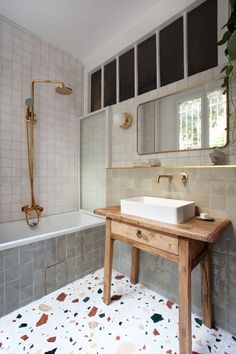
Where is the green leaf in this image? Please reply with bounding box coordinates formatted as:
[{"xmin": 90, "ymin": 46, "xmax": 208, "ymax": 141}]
[
  {"xmin": 218, "ymin": 31, "xmax": 231, "ymax": 45},
  {"xmin": 220, "ymin": 65, "xmax": 228, "ymax": 73},
  {"xmin": 226, "ymin": 64, "xmax": 234, "ymax": 76},
  {"xmin": 221, "ymin": 23, "xmax": 228, "ymax": 30},
  {"xmin": 221, "ymin": 77, "xmax": 229, "ymax": 89},
  {"xmin": 230, "ymin": 0, "xmax": 236, "ymax": 9},
  {"xmin": 228, "ymin": 30, "xmax": 236, "ymax": 60}
]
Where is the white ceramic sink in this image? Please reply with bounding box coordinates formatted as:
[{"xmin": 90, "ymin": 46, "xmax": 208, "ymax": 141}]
[{"xmin": 120, "ymin": 196, "xmax": 195, "ymax": 224}]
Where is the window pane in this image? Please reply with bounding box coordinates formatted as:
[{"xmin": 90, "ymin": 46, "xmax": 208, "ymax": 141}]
[
  {"xmin": 104, "ymin": 59, "xmax": 116, "ymax": 107},
  {"xmin": 160, "ymin": 17, "xmax": 184, "ymax": 86},
  {"xmin": 91, "ymin": 69, "xmax": 101, "ymax": 112},
  {"xmin": 138, "ymin": 34, "xmax": 157, "ymax": 95},
  {"xmin": 178, "ymin": 98, "xmax": 202, "ymax": 149},
  {"xmin": 119, "ymin": 48, "xmax": 135, "ymax": 102},
  {"xmin": 208, "ymin": 90, "xmax": 227, "ymax": 147},
  {"xmin": 188, "ymin": 0, "xmax": 218, "ymax": 76}
]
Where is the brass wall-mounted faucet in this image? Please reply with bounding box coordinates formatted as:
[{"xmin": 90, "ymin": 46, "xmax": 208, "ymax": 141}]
[
  {"xmin": 156, "ymin": 174, "xmax": 173, "ymax": 183},
  {"xmin": 180, "ymin": 172, "xmax": 188, "ymax": 184}
]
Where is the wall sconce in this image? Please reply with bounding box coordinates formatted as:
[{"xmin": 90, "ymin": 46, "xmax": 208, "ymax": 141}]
[{"xmin": 113, "ymin": 112, "xmax": 132, "ymax": 129}]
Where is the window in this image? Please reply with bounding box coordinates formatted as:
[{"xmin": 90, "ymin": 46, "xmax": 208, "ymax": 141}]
[
  {"xmin": 188, "ymin": 0, "xmax": 218, "ymax": 76},
  {"xmin": 89, "ymin": 0, "xmax": 220, "ymax": 112},
  {"xmin": 91, "ymin": 69, "xmax": 101, "ymax": 112},
  {"xmin": 178, "ymin": 98, "xmax": 202, "ymax": 150},
  {"xmin": 138, "ymin": 35, "xmax": 157, "ymax": 95},
  {"xmin": 208, "ymin": 90, "xmax": 227, "ymax": 147},
  {"xmin": 178, "ymin": 90, "xmax": 227, "ymax": 150},
  {"xmin": 119, "ymin": 48, "xmax": 135, "ymax": 102},
  {"xmin": 160, "ymin": 17, "xmax": 184, "ymax": 86},
  {"xmin": 104, "ymin": 59, "xmax": 116, "ymax": 107}
]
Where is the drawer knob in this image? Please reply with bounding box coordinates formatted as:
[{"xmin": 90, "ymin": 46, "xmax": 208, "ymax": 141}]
[{"xmin": 136, "ymin": 230, "xmax": 142, "ymax": 238}]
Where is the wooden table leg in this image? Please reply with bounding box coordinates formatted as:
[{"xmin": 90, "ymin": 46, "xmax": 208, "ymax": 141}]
[
  {"xmin": 130, "ymin": 247, "xmax": 139, "ymax": 284},
  {"xmin": 178, "ymin": 238, "xmax": 192, "ymax": 354},
  {"xmin": 201, "ymin": 249, "xmax": 213, "ymax": 328},
  {"xmin": 103, "ymin": 219, "xmax": 114, "ymax": 305}
]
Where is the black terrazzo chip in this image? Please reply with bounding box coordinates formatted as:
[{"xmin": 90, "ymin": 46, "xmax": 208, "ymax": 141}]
[
  {"xmin": 151, "ymin": 313, "xmax": 164, "ymax": 323},
  {"xmin": 195, "ymin": 318, "xmax": 203, "ymax": 326}
]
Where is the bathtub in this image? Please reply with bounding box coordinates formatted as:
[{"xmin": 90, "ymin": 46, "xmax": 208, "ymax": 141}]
[{"xmin": 0, "ymin": 211, "xmax": 105, "ymax": 251}]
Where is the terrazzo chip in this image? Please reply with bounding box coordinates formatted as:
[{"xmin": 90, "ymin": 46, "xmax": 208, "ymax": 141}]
[{"xmin": 0, "ymin": 268, "xmax": 235, "ymax": 353}]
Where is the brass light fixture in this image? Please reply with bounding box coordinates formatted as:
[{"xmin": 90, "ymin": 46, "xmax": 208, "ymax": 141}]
[
  {"xmin": 113, "ymin": 112, "xmax": 132, "ymax": 129},
  {"xmin": 22, "ymin": 80, "xmax": 73, "ymax": 227}
]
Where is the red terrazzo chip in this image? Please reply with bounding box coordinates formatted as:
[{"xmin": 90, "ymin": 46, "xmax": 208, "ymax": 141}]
[
  {"xmin": 47, "ymin": 337, "xmax": 56, "ymax": 343},
  {"xmin": 36, "ymin": 314, "xmax": 48, "ymax": 327},
  {"xmin": 20, "ymin": 335, "xmax": 29, "ymax": 341},
  {"xmin": 56, "ymin": 292, "xmax": 67, "ymax": 301},
  {"xmin": 88, "ymin": 306, "xmax": 98, "ymax": 317},
  {"xmin": 116, "ymin": 336, "xmax": 120, "ymax": 340},
  {"xmin": 72, "ymin": 299, "xmax": 79, "ymax": 303},
  {"xmin": 111, "ymin": 295, "xmax": 122, "ymax": 301},
  {"xmin": 166, "ymin": 300, "xmax": 174, "ymax": 309},
  {"xmin": 115, "ymin": 275, "xmax": 125, "ymax": 280},
  {"xmin": 153, "ymin": 329, "xmax": 160, "ymax": 336}
]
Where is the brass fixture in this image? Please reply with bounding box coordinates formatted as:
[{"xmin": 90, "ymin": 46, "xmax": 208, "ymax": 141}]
[
  {"xmin": 156, "ymin": 174, "xmax": 173, "ymax": 183},
  {"xmin": 180, "ymin": 172, "xmax": 188, "ymax": 184},
  {"xmin": 113, "ymin": 112, "xmax": 132, "ymax": 129},
  {"xmin": 22, "ymin": 79, "xmax": 73, "ymax": 227}
]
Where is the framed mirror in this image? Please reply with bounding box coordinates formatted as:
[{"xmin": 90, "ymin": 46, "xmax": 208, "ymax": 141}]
[{"xmin": 137, "ymin": 79, "xmax": 229, "ymax": 155}]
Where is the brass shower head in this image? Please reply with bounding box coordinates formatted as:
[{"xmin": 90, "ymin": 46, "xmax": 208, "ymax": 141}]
[{"xmin": 55, "ymin": 84, "xmax": 73, "ymax": 95}]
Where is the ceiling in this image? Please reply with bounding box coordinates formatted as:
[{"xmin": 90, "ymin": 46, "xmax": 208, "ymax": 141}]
[{"xmin": 0, "ymin": 0, "xmax": 160, "ymax": 62}]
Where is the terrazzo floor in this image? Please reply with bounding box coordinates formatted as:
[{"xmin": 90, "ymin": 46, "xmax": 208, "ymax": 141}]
[{"xmin": 0, "ymin": 268, "xmax": 235, "ymax": 354}]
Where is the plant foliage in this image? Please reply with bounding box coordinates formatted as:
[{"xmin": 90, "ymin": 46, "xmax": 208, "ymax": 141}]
[{"xmin": 218, "ymin": 0, "xmax": 236, "ymax": 94}]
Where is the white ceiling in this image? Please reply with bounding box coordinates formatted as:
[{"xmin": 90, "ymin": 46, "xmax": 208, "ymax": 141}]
[{"xmin": 0, "ymin": 0, "xmax": 160, "ymax": 62}]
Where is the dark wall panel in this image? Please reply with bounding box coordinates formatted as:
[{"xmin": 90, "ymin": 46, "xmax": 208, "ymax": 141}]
[
  {"xmin": 90, "ymin": 69, "xmax": 101, "ymax": 112},
  {"xmin": 138, "ymin": 35, "xmax": 157, "ymax": 95},
  {"xmin": 104, "ymin": 59, "xmax": 116, "ymax": 107},
  {"xmin": 188, "ymin": 0, "xmax": 218, "ymax": 76},
  {"xmin": 160, "ymin": 17, "xmax": 184, "ymax": 86},
  {"xmin": 119, "ymin": 48, "xmax": 135, "ymax": 102}
]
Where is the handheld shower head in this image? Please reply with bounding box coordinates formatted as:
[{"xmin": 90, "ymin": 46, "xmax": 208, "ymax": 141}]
[
  {"xmin": 25, "ymin": 98, "xmax": 34, "ymax": 108},
  {"xmin": 55, "ymin": 84, "xmax": 73, "ymax": 95}
]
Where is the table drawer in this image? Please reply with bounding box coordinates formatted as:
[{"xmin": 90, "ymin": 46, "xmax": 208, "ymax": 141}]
[{"xmin": 111, "ymin": 221, "xmax": 178, "ymax": 255}]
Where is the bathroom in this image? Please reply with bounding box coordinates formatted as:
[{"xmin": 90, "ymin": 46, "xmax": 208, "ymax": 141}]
[{"xmin": 0, "ymin": 0, "xmax": 236, "ymax": 353}]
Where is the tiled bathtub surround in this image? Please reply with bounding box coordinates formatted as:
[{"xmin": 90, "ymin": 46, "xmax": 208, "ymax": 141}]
[
  {"xmin": 0, "ymin": 15, "xmax": 84, "ymax": 223},
  {"xmin": 107, "ymin": 166, "xmax": 236, "ymax": 335},
  {"xmin": 0, "ymin": 225, "xmax": 105, "ymax": 317}
]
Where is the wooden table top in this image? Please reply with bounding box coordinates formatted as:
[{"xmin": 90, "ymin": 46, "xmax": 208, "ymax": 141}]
[{"xmin": 94, "ymin": 206, "xmax": 231, "ymax": 243}]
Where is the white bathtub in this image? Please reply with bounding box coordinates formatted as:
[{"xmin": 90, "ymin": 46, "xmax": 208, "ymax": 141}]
[{"xmin": 0, "ymin": 211, "xmax": 105, "ymax": 251}]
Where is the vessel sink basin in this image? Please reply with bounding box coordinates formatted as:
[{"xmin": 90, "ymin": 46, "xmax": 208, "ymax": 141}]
[{"xmin": 120, "ymin": 196, "xmax": 195, "ymax": 224}]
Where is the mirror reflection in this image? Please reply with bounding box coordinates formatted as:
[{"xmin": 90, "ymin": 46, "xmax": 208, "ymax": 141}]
[{"xmin": 137, "ymin": 80, "xmax": 228, "ymax": 155}]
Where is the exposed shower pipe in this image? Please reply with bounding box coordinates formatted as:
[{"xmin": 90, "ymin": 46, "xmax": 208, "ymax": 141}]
[{"xmin": 22, "ymin": 80, "xmax": 73, "ymax": 227}]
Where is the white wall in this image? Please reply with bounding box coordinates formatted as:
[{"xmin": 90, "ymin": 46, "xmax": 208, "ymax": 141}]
[{"xmin": 0, "ymin": 15, "xmax": 84, "ymax": 222}]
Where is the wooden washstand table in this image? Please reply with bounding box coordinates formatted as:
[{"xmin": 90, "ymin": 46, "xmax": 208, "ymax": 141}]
[{"xmin": 94, "ymin": 206, "xmax": 231, "ymax": 354}]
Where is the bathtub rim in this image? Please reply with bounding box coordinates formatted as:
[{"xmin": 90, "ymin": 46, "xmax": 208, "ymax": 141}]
[{"xmin": 0, "ymin": 210, "xmax": 105, "ymax": 252}]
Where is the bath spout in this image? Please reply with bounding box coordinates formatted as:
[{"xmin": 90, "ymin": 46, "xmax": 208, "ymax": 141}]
[{"xmin": 156, "ymin": 174, "xmax": 173, "ymax": 183}]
